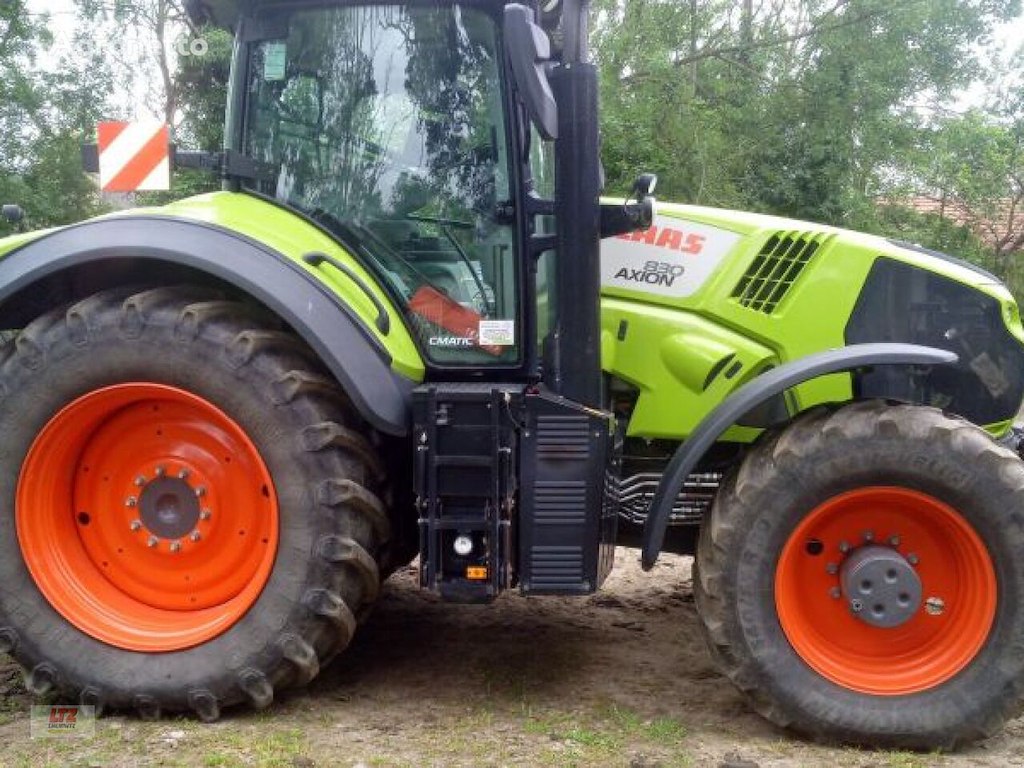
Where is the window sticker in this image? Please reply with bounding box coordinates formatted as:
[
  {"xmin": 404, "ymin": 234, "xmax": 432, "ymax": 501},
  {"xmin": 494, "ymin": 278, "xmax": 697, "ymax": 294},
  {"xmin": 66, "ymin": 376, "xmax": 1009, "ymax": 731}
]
[
  {"xmin": 263, "ymin": 42, "xmax": 287, "ymax": 81},
  {"xmin": 479, "ymin": 319, "xmax": 515, "ymax": 346}
]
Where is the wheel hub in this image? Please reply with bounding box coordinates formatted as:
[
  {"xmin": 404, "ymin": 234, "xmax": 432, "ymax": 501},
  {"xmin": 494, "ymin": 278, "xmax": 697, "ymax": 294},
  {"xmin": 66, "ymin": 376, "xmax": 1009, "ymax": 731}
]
[
  {"xmin": 775, "ymin": 486, "xmax": 997, "ymax": 695},
  {"xmin": 840, "ymin": 544, "xmax": 922, "ymax": 628},
  {"xmin": 16, "ymin": 383, "xmax": 279, "ymax": 652},
  {"xmin": 139, "ymin": 476, "xmax": 201, "ymax": 540}
]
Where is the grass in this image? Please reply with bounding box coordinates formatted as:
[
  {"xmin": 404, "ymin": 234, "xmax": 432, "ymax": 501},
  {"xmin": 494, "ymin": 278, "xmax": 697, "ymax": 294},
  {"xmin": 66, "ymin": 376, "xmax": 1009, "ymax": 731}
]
[{"xmin": 518, "ymin": 701, "xmax": 690, "ymax": 766}]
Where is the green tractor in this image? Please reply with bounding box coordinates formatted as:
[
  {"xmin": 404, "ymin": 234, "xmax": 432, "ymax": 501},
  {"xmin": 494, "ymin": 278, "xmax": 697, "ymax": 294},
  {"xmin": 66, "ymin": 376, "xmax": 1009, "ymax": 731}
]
[{"xmin": 0, "ymin": 0, "xmax": 1023, "ymax": 749}]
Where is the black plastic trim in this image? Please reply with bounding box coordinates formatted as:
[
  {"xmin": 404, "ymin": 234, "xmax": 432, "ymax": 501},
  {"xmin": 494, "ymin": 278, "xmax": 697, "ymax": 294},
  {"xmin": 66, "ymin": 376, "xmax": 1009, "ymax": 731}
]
[
  {"xmin": 0, "ymin": 215, "xmax": 415, "ymax": 436},
  {"xmin": 888, "ymin": 239, "xmax": 1001, "ymax": 284},
  {"xmin": 639, "ymin": 343, "xmax": 960, "ymax": 569},
  {"xmin": 302, "ymin": 251, "xmax": 391, "ymax": 334}
]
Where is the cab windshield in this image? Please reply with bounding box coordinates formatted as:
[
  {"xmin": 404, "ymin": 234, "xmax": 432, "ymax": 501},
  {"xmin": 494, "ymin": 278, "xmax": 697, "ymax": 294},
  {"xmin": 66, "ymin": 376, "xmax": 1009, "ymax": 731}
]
[{"xmin": 241, "ymin": 4, "xmax": 518, "ymax": 364}]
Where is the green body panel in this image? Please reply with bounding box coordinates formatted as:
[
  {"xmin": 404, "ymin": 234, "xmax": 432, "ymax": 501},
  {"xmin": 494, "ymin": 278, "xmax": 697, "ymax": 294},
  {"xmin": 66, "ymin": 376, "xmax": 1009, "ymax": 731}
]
[
  {"xmin": 155, "ymin": 193, "xmax": 425, "ymax": 380},
  {"xmin": 600, "ymin": 201, "xmax": 1024, "ymax": 440},
  {"xmin": 0, "ymin": 194, "xmax": 1019, "ymax": 443},
  {"xmin": 0, "ymin": 193, "xmax": 426, "ymax": 382},
  {"xmin": 601, "ymin": 297, "xmax": 776, "ymax": 440}
]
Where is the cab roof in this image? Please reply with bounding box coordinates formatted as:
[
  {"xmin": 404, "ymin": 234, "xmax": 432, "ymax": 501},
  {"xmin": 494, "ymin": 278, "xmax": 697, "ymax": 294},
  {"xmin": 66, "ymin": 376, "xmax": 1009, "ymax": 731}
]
[{"xmin": 185, "ymin": 0, "xmax": 513, "ymax": 29}]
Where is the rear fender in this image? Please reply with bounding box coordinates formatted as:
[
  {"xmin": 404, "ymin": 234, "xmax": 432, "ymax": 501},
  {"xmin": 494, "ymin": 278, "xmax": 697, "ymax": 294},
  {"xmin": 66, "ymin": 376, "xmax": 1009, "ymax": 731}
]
[{"xmin": 0, "ymin": 216, "xmax": 415, "ymax": 435}]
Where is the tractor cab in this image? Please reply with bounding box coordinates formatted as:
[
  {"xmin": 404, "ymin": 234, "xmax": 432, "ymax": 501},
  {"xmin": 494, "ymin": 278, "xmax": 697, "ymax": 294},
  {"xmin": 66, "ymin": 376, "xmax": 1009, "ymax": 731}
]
[
  {"xmin": 232, "ymin": 4, "xmax": 522, "ymax": 366},
  {"xmin": 186, "ymin": 0, "xmax": 653, "ymax": 602},
  {"xmin": 192, "ymin": 0, "xmax": 651, "ymax": 376}
]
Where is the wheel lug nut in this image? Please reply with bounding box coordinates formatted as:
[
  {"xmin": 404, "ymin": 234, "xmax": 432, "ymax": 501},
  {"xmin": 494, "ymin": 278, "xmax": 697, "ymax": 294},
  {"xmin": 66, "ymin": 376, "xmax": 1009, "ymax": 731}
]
[
  {"xmin": 125, "ymin": 496, "xmax": 138, "ymax": 507},
  {"xmin": 907, "ymin": 553, "xmax": 919, "ymax": 565},
  {"xmin": 888, "ymin": 535, "xmax": 900, "ymax": 547},
  {"xmin": 155, "ymin": 465, "xmax": 165, "ymax": 477},
  {"xmin": 862, "ymin": 530, "xmax": 874, "ymax": 542},
  {"xmin": 199, "ymin": 509, "xmax": 211, "ymax": 521},
  {"xmin": 169, "ymin": 540, "xmax": 182, "ymax": 553},
  {"xmin": 178, "ymin": 469, "xmax": 190, "ymax": 480},
  {"xmin": 134, "ymin": 475, "xmax": 147, "ymax": 487},
  {"xmin": 825, "ymin": 562, "xmax": 838, "ymax": 575},
  {"xmin": 849, "ymin": 598, "xmax": 864, "ymax": 613},
  {"xmin": 189, "ymin": 531, "xmax": 201, "ymax": 542},
  {"xmin": 129, "ymin": 519, "xmax": 143, "ymax": 532},
  {"xmin": 146, "ymin": 535, "xmax": 159, "ymax": 548},
  {"xmin": 838, "ymin": 541, "xmax": 851, "ymax": 553},
  {"xmin": 829, "ymin": 587, "xmax": 841, "ymax": 599},
  {"xmin": 195, "ymin": 486, "xmax": 206, "ymax": 498}
]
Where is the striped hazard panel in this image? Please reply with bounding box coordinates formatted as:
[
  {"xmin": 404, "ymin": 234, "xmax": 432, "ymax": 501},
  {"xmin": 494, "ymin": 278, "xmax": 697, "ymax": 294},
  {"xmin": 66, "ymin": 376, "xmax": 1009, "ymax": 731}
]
[{"xmin": 96, "ymin": 121, "xmax": 170, "ymax": 193}]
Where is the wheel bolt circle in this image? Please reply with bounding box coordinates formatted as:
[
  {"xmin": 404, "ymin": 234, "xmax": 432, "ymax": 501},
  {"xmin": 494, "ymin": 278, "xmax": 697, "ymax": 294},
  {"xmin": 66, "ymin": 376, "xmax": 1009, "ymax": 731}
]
[
  {"xmin": 146, "ymin": 535, "xmax": 158, "ymax": 548},
  {"xmin": 129, "ymin": 519, "xmax": 142, "ymax": 532}
]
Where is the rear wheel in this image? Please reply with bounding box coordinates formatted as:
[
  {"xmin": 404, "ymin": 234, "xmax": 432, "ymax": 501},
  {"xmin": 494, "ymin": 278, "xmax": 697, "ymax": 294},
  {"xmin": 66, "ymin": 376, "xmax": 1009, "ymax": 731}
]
[
  {"xmin": 0, "ymin": 286, "xmax": 390, "ymax": 719},
  {"xmin": 694, "ymin": 401, "xmax": 1024, "ymax": 748}
]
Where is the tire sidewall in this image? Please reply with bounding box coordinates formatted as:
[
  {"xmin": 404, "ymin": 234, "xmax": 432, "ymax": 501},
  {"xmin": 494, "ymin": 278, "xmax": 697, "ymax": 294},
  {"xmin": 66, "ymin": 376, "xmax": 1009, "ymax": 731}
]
[
  {"xmin": 0, "ymin": 304, "xmax": 356, "ymax": 709},
  {"xmin": 724, "ymin": 412, "xmax": 1024, "ymax": 741}
]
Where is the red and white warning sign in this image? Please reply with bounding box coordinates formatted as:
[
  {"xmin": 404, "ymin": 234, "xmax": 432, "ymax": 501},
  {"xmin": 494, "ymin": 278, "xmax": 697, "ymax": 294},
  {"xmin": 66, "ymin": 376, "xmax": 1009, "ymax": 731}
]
[{"xmin": 96, "ymin": 121, "xmax": 170, "ymax": 193}]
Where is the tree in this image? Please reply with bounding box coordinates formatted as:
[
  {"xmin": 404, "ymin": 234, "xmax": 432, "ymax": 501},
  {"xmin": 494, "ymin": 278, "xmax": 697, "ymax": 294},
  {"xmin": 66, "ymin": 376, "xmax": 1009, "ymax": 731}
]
[
  {"xmin": 0, "ymin": 2, "xmax": 112, "ymax": 235},
  {"xmin": 594, "ymin": 0, "xmax": 1020, "ymax": 226}
]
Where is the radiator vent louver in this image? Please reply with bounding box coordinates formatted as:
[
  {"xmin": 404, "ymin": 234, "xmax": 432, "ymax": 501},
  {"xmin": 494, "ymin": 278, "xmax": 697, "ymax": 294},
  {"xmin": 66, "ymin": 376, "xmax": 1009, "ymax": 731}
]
[{"xmin": 731, "ymin": 232, "xmax": 827, "ymax": 314}]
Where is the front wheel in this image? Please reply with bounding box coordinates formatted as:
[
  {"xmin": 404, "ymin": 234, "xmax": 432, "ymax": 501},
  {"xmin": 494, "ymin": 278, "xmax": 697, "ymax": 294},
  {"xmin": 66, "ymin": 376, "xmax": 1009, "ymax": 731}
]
[
  {"xmin": 694, "ymin": 401, "xmax": 1024, "ymax": 748},
  {"xmin": 0, "ymin": 286, "xmax": 390, "ymax": 719}
]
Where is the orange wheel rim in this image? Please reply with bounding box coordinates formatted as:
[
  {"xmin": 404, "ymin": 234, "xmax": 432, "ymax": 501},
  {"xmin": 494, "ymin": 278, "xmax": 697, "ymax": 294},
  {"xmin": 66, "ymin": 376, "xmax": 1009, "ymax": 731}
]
[
  {"xmin": 17, "ymin": 383, "xmax": 279, "ymax": 652},
  {"xmin": 775, "ymin": 487, "xmax": 996, "ymax": 695}
]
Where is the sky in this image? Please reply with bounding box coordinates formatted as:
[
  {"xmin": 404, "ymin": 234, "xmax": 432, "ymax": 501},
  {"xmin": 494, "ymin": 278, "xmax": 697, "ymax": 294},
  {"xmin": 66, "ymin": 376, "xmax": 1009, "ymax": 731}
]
[{"xmin": 26, "ymin": 0, "xmax": 173, "ymax": 121}]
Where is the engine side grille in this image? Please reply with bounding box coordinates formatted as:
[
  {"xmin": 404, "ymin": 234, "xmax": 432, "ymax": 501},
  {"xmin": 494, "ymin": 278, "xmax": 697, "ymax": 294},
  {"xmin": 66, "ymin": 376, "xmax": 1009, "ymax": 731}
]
[
  {"xmin": 619, "ymin": 472, "xmax": 721, "ymax": 526},
  {"xmin": 731, "ymin": 231, "xmax": 828, "ymax": 314},
  {"xmin": 536, "ymin": 414, "xmax": 591, "ymax": 459}
]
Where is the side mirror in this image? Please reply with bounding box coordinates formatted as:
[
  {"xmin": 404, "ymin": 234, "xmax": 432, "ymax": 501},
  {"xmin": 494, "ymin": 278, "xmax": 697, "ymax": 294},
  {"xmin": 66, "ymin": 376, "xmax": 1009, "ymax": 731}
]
[
  {"xmin": 503, "ymin": 4, "xmax": 558, "ymax": 140},
  {"xmin": 631, "ymin": 173, "xmax": 657, "ymax": 200},
  {"xmin": 599, "ymin": 173, "xmax": 657, "ymax": 239},
  {"xmin": 2, "ymin": 204, "xmax": 24, "ymax": 230}
]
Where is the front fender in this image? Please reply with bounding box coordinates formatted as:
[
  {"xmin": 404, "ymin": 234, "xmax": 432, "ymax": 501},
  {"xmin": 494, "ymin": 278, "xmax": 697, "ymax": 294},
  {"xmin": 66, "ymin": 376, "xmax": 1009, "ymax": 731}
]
[
  {"xmin": 0, "ymin": 215, "xmax": 416, "ymax": 435},
  {"xmin": 640, "ymin": 343, "xmax": 959, "ymax": 569}
]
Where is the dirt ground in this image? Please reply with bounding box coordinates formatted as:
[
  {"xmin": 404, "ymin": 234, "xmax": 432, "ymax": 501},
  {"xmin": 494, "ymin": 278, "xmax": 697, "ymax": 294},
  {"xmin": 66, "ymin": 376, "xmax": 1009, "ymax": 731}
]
[{"xmin": 1, "ymin": 548, "xmax": 1023, "ymax": 768}]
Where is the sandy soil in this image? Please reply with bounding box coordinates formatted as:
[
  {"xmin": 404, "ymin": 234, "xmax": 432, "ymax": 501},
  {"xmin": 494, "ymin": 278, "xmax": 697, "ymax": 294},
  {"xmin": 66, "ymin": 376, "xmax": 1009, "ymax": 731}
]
[{"xmin": 1, "ymin": 548, "xmax": 1023, "ymax": 767}]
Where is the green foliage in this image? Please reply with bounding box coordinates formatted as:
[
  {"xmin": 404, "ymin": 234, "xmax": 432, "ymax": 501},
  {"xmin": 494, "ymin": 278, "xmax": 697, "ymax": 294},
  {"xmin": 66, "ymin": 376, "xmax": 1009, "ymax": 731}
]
[
  {"xmin": 595, "ymin": 0, "xmax": 1024, "ymax": 293},
  {"xmin": 0, "ymin": 2, "xmax": 112, "ymax": 235},
  {"xmin": 174, "ymin": 25, "xmax": 233, "ymax": 150},
  {"xmin": 5, "ymin": 0, "xmax": 1024, "ymax": 301}
]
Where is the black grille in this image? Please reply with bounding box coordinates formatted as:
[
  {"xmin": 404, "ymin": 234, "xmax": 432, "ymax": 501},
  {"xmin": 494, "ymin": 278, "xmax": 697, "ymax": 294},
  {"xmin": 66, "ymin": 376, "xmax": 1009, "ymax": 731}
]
[
  {"xmin": 731, "ymin": 232, "xmax": 826, "ymax": 314},
  {"xmin": 533, "ymin": 480, "xmax": 587, "ymax": 524},
  {"xmin": 536, "ymin": 415, "xmax": 591, "ymax": 458},
  {"xmin": 529, "ymin": 546, "xmax": 584, "ymax": 588}
]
